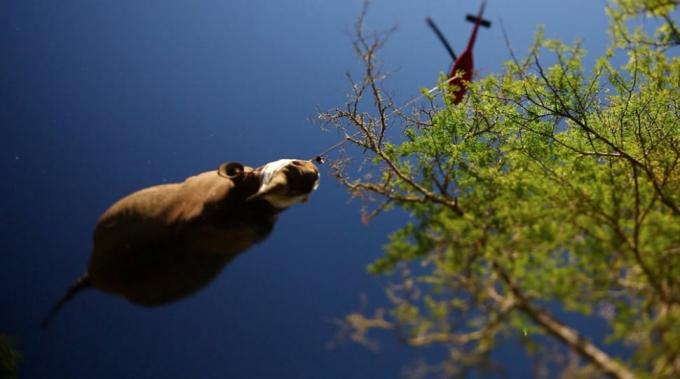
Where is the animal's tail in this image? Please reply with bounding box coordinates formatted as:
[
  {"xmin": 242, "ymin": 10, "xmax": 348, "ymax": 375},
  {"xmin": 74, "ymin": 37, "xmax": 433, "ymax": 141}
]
[{"xmin": 41, "ymin": 274, "xmax": 92, "ymax": 328}]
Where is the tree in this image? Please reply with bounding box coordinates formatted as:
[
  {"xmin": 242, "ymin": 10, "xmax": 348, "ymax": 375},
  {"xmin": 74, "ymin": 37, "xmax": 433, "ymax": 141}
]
[
  {"xmin": 321, "ymin": 1, "xmax": 680, "ymax": 377},
  {"xmin": 0, "ymin": 334, "xmax": 20, "ymax": 379}
]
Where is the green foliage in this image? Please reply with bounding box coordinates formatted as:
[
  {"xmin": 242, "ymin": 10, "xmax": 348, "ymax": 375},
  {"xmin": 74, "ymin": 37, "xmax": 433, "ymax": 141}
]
[
  {"xmin": 328, "ymin": 1, "xmax": 680, "ymax": 378},
  {"xmin": 0, "ymin": 334, "xmax": 20, "ymax": 379}
]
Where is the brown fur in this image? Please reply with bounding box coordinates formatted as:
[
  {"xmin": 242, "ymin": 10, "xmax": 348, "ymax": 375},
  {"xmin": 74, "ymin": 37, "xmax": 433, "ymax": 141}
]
[{"xmin": 42, "ymin": 160, "xmax": 319, "ymax": 327}]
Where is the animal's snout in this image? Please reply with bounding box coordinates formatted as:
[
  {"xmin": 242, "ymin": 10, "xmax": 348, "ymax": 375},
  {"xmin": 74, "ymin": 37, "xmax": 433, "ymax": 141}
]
[
  {"xmin": 299, "ymin": 170, "xmax": 319, "ymax": 193},
  {"xmin": 249, "ymin": 158, "xmax": 320, "ymax": 209},
  {"xmin": 289, "ymin": 160, "xmax": 319, "ymax": 194}
]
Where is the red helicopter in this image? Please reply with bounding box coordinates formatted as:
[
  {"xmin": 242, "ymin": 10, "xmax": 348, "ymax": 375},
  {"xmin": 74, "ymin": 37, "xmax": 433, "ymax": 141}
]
[{"xmin": 427, "ymin": 0, "xmax": 491, "ymax": 104}]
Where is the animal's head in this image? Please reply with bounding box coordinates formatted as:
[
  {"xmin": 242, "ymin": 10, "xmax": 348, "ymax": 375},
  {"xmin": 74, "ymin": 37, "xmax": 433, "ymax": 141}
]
[{"xmin": 218, "ymin": 159, "xmax": 320, "ymax": 210}]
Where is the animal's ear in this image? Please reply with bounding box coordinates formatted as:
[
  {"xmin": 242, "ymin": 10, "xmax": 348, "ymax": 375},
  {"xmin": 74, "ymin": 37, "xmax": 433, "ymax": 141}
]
[{"xmin": 218, "ymin": 162, "xmax": 245, "ymax": 179}]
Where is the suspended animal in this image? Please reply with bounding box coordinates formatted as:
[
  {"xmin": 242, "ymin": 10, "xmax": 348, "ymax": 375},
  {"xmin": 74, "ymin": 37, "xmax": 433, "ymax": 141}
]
[
  {"xmin": 427, "ymin": 0, "xmax": 491, "ymax": 104},
  {"xmin": 42, "ymin": 159, "xmax": 320, "ymax": 327}
]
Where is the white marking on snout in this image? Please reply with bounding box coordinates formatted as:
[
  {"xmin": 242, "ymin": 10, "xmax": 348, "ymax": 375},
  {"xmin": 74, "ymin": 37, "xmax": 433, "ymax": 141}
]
[
  {"xmin": 252, "ymin": 159, "xmax": 319, "ymax": 209},
  {"xmin": 259, "ymin": 159, "xmax": 296, "ymax": 193}
]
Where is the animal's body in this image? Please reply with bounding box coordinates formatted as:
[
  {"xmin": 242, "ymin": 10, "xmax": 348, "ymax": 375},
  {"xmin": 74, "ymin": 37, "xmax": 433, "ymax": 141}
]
[{"xmin": 42, "ymin": 159, "xmax": 319, "ymax": 326}]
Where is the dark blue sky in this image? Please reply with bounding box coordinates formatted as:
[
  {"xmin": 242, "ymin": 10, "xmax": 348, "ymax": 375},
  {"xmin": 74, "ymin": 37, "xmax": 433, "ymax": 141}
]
[{"xmin": 2, "ymin": 1, "xmax": 609, "ymax": 378}]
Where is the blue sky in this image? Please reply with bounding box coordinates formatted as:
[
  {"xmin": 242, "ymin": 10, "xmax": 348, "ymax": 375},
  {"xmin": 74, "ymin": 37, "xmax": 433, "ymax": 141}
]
[{"xmin": 2, "ymin": 1, "xmax": 611, "ymax": 377}]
